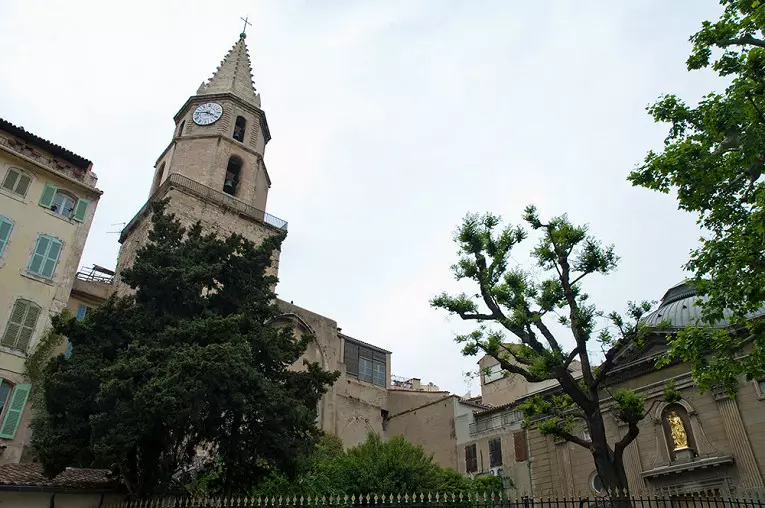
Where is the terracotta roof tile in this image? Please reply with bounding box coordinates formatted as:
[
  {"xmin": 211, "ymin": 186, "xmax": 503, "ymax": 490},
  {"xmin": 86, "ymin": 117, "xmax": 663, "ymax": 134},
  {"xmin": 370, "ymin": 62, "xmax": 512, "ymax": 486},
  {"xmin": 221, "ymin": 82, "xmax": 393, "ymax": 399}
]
[
  {"xmin": 0, "ymin": 117, "xmax": 92, "ymax": 170},
  {"xmin": 0, "ymin": 463, "xmax": 118, "ymax": 490}
]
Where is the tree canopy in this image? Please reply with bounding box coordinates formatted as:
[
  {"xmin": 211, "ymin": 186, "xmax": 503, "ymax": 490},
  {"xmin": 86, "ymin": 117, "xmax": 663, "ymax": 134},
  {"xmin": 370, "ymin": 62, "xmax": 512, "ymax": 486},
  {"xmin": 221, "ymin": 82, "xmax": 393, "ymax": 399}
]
[
  {"xmin": 30, "ymin": 200, "xmax": 340, "ymax": 498},
  {"xmin": 243, "ymin": 434, "xmax": 503, "ymax": 498},
  {"xmin": 431, "ymin": 208, "xmax": 657, "ymax": 495},
  {"xmin": 629, "ymin": 0, "xmax": 765, "ymax": 390}
]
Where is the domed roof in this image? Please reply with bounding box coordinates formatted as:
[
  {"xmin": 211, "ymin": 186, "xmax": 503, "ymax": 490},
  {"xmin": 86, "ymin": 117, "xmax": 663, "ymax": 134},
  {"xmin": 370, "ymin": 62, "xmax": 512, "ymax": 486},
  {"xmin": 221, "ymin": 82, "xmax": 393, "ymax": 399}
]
[{"xmin": 641, "ymin": 280, "xmax": 765, "ymax": 330}]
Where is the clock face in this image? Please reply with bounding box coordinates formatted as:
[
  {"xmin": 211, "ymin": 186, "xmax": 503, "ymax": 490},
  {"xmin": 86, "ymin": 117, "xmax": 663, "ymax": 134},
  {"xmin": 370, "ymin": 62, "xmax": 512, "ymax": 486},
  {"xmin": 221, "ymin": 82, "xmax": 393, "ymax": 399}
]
[{"xmin": 193, "ymin": 102, "xmax": 223, "ymax": 125}]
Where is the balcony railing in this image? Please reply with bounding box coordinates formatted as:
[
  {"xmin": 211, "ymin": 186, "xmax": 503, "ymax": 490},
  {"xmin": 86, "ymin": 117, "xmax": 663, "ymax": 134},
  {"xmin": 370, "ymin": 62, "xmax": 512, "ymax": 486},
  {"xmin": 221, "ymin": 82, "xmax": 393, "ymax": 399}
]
[
  {"xmin": 469, "ymin": 410, "xmax": 523, "ymax": 436},
  {"xmin": 75, "ymin": 265, "xmax": 115, "ymax": 284},
  {"xmin": 121, "ymin": 173, "xmax": 288, "ymax": 242}
]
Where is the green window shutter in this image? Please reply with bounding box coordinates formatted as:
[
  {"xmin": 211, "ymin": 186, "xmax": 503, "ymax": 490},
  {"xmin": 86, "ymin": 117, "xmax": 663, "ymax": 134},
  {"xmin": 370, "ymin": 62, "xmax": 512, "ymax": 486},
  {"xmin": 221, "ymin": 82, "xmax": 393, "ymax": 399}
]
[
  {"xmin": 1, "ymin": 301, "xmax": 27, "ymax": 348},
  {"xmin": 1, "ymin": 170, "xmax": 19, "ymax": 192},
  {"xmin": 0, "ymin": 384, "xmax": 31, "ymax": 439},
  {"xmin": 40, "ymin": 238, "xmax": 62, "ymax": 279},
  {"xmin": 38, "ymin": 184, "xmax": 57, "ymax": 208},
  {"xmin": 0, "ymin": 218, "xmax": 12, "ymax": 258},
  {"xmin": 27, "ymin": 236, "xmax": 50, "ymax": 276},
  {"xmin": 15, "ymin": 305, "xmax": 40, "ymax": 352},
  {"xmin": 72, "ymin": 198, "xmax": 90, "ymax": 222},
  {"xmin": 15, "ymin": 174, "xmax": 31, "ymax": 196}
]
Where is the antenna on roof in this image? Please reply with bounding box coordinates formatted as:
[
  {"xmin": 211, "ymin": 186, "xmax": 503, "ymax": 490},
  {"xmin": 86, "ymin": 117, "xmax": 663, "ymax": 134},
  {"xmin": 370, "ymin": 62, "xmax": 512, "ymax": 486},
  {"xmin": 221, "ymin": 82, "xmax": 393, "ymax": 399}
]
[{"xmin": 107, "ymin": 222, "xmax": 126, "ymax": 234}]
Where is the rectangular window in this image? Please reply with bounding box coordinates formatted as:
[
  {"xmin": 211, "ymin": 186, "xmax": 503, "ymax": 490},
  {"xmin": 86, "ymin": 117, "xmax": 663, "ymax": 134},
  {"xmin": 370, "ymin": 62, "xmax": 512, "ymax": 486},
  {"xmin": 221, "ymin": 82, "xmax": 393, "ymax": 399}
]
[
  {"xmin": 359, "ymin": 357, "xmax": 373, "ymax": 382},
  {"xmin": 513, "ymin": 430, "xmax": 528, "ymax": 462},
  {"xmin": 72, "ymin": 198, "xmax": 90, "ymax": 222},
  {"xmin": 0, "ymin": 383, "xmax": 31, "ymax": 439},
  {"xmin": 0, "ymin": 381, "xmax": 11, "ymax": 415},
  {"xmin": 344, "ymin": 339, "xmax": 387, "ymax": 386},
  {"xmin": 465, "ymin": 443, "xmax": 478, "ymax": 473},
  {"xmin": 27, "ymin": 235, "xmax": 62, "ymax": 279},
  {"xmin": 373, "ymin": 362, "xmax": 385, "ymax": 386},
  {"xmin": 75, "ymin": 304, "xmax": 89, "ymax": 322},
  {"xmin": 0, "ymin": 217, "xmax": 13, "ymax": 258},
  {"xmin": 489, "ymin": 437, "xmax": 503, "ymax": 467},
  {"xmin": 344, "ymin": 341, "xmax": 359, "ymax": 377},
  {"xmin": 759, "ymin": 379, "xmax": 765, "ymax": 395},
  {"xmin": 2, "ymin": 300, "xmax": 41, "ymax": 353},
  {"xmin": 2, "ymin": 168, "xmax": 31, "ymax": 197}
]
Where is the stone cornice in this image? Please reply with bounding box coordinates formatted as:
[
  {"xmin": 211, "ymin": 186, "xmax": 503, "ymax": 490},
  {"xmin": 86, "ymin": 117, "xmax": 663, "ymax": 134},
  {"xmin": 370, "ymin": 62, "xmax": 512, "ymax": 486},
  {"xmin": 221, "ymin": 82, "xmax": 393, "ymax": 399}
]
[
  {"xmin": 173, "ymin": 93, "xmax": 271, "ymax": 144},
  {"xmin": 0, "ymin": 143, "xmax": 102, "ymax": 197},
  {"xmin": 153, "ymin": 135, "xmax": 271, "ymax": 189}
]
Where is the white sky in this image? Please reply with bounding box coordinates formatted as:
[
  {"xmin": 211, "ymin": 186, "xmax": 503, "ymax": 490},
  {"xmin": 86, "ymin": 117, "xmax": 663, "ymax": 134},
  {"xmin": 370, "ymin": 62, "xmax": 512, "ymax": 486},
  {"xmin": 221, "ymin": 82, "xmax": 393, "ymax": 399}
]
[{"xmin": 0, "ymin": 0, "xmax": 725, "ymax": 395}]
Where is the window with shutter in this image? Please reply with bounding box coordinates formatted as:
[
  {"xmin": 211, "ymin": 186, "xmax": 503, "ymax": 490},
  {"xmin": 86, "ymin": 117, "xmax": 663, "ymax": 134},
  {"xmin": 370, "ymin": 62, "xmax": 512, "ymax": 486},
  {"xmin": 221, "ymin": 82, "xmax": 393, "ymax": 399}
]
[
  {"xmin": 1, "ymin": 300, "xmax": 41, "ymax": 353},
  {"xmin": 359, "ymin": 358, "xmax": 373, "ymax": 382},
  {"xmin": 344, "ymin": 341, "xmax": 359, "ymax": 377},
  {"xmin": 27, "ymin": 235, "xmax": 62, "ymax": 279},
  {"xmin": 465, "ymin": 443, "xmax": 478, "ymax": 473},
  {"xmin": 513, "ymin": 430, "xmax": 528, "ymax": 462},
  {"xmin": 0, "ymin": 384, "xmax": 31, "ymax": 439},
  {"xmin": 0, "ymin": 217, "xmax": 13, "ymax": 258},
  {"xmin": 1, "ymin": 168, "xmax": 31, "ymax": 197},
  {"xmin": 489, "ymin": 437, "xmax": 503, "ymax": 467}
]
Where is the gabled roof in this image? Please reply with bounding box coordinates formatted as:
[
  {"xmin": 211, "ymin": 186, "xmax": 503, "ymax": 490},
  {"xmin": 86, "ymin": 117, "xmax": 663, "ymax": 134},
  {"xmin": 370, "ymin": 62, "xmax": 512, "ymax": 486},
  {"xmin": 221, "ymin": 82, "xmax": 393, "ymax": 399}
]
[{"xmin": 0, "ymin": 117, "xmax": 92, "ymax": 170}]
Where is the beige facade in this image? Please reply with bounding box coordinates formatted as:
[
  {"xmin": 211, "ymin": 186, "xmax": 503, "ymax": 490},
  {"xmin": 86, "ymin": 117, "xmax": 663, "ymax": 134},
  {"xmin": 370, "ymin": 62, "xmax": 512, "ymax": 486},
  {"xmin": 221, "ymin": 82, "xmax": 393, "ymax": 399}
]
[
  {"xmin": 0, "ymin": 119, "xmax": 100, "ymax": 464},
  {"xmin": 454, "ymin": 283, "xmax": 765, "ymax": 497}
]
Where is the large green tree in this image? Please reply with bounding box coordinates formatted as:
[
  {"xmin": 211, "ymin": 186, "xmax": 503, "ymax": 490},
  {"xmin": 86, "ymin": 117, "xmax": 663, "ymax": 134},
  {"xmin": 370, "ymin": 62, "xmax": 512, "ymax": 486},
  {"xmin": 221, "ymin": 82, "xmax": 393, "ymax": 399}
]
[
  {"xmin": 629, "ymin": 0, "xmax": 765, "ymax": 390},
  {"xmin": 431, "ymin": 208, "xmax": 657, "ymax": 495},
  {"xmin": 30, "ymin": 200, "xmax": 340, "ymax": 498}
]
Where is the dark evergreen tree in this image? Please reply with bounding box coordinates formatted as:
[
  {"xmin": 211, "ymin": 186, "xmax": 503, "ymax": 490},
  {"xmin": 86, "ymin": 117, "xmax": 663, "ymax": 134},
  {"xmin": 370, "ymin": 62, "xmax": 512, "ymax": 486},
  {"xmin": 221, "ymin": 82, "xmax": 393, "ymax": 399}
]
[{"xmin": 31, "ymin": 200, "xmax": 340, "ymax": 498}]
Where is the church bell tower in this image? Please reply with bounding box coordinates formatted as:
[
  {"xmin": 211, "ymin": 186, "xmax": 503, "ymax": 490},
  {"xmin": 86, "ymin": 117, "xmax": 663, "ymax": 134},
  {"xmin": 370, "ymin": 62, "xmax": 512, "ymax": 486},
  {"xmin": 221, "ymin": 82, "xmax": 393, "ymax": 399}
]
[{"xmin": 114, "ymin": 31, "xmax": 286, "ymax": 294}]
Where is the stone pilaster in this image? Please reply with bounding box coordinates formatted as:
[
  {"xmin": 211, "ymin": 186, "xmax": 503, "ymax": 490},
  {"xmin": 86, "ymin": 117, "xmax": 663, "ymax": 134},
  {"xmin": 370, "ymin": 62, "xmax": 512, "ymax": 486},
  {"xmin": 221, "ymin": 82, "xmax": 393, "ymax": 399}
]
[{"xmin": 714, "ymin": 389, "xmax": 764, "ymax": 488}]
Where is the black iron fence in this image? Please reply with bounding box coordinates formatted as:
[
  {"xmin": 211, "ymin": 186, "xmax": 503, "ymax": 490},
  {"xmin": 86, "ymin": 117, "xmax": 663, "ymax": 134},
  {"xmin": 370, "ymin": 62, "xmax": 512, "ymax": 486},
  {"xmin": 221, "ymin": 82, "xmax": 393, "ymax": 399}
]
[{"xmin": 104, "ymin": 491, "xmax": 765, "ymax": 508}]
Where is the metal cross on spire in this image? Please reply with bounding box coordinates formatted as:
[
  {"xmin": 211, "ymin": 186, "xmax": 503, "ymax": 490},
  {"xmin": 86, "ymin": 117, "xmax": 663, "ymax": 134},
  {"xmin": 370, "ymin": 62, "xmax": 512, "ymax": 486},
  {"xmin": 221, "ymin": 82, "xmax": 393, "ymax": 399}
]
[{"xmin": 240, "ymin": 16, "xmax": 252, "ymax": 38}]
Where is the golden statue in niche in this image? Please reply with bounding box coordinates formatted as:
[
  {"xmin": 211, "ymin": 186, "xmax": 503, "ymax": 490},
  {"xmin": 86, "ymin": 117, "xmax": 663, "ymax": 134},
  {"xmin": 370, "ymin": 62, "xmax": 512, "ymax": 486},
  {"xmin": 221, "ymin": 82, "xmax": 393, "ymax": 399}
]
[{"xmin": 667, "ymin": 411, "xmax": 689, "ymax": 450}]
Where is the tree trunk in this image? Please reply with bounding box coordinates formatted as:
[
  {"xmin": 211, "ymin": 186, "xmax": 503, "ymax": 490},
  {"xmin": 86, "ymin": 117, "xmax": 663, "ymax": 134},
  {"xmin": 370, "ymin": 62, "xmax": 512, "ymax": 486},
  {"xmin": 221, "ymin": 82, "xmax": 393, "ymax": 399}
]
[{"xmin": 588, "ymin": 414, "xmax": 631, "ymax": 500}]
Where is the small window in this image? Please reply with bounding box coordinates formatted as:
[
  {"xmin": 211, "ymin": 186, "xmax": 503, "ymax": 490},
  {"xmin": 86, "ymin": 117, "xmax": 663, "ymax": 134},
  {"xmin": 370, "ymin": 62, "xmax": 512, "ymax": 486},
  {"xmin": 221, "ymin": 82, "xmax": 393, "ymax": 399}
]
[
  {"xmin": 1, "ymin": 299, "xmax": 41, "ymax": 353},
  {"xmin": 27, "ymin": 234, "xmax": 62, "ymax": 280},
  {"xmin": 758, "ymin": 379, "xmax": 765, "ymax": 395},
  {"xmin": 359, "ymin": 357, "xmax": 373, "ymax": 383},
  {"xmin": 233, "ymin": 116, "xmax": 246, "ymax": 142},
  {"xmin": 0, "ymin": 382, "xmax": 11, "ymax": 415},
  {"xmin": 177, "ymin": 120, "xmax": 186, "ymax": 137},
  {"xmin": 372, "ymin": 362, "xmax": 385, "ymax": 386},
  {"xmin": 75, "ymin": 304, "xmax": 89, "ymax": 322},
  {"xmin": 0, "ymin": 217, "xmax": 13, "ymax": 259},
  {"xmin": 1, "ymin": 168, "xmax": 32, "ymax": 197},
  {"xmin": 590, "ymin": 472, "xmax": 605, "ymax": 496},
  {"xmin": 489, "ymin": 437, "xmax": 503, "ymax": 467},
  {"xmin": 152, "ymin": 162, "xmax": 166, "ymax": 195},
  {"xmin": 465, "ymin": 443, "xmax": 478, "ymax": 473},
  {"xmin": 223, "ymin": 156, "xmax": 242, "ymax": 196},
  {"xmin": 51, "ymin": 191, "xmax": 76, "ymax": 217}
]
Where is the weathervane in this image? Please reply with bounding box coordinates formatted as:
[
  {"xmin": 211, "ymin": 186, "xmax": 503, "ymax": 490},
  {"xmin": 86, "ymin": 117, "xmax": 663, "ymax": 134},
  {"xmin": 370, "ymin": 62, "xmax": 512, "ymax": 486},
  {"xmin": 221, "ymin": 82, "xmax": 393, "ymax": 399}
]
[{"xmin": 240, "ymin": 16, "xmax": 252, "ymax": 38}]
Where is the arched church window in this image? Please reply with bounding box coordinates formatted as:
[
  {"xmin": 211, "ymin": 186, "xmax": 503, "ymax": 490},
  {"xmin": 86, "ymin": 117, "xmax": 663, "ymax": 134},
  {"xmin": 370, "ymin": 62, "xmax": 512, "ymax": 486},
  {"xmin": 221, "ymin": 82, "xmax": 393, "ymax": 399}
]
[
  {"xmin": 177, "ymin": 121, "xmax": 185, "ymax": 137},
  {"xmin": 152, "ymin": 162, "xmax": 166, "ymax": 195},
  {"xmin": 233, "ymin": 116, "xmax": 246, "ymax": 143},
  {"xmin": 223, "ymin": 156, "xmax": 242, "ymax": 196},
  {"xmin": 661, "ymin": 404, "xmax": 696, "ymax": 460}
]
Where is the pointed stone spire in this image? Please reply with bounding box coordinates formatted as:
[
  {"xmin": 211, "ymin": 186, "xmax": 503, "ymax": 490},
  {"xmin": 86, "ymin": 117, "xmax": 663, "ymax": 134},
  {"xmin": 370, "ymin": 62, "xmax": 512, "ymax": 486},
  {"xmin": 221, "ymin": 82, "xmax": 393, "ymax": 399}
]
[{"xmin": 198, "ymin": 33, "xmax": 261, "ymax": 108}]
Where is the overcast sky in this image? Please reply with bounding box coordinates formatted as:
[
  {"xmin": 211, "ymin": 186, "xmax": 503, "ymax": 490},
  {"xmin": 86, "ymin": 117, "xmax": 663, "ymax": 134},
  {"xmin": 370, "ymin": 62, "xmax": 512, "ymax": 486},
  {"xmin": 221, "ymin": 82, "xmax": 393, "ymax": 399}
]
[{"xmin": 0, "ymin": 0, "xmax": 725, "ymax": 395}]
